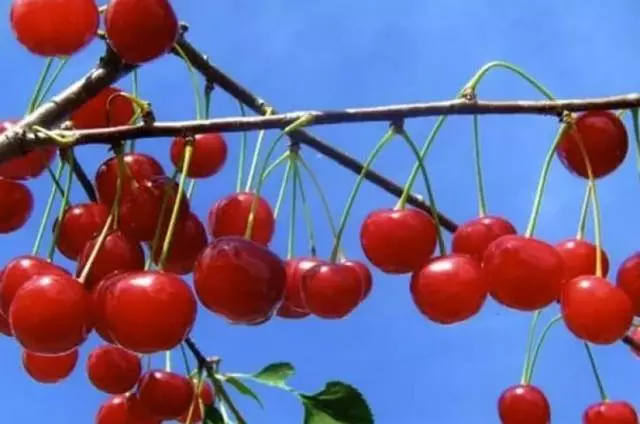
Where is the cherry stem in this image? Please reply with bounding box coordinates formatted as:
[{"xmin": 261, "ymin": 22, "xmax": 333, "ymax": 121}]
[
  {"xmin": 575, "ymin": 183, "xmax": 592, "ymax": 240},
  {"xmin": 33, "ymin": 58, "xmax": 69, "ymax": 110},
  {"xmin": 293, "ymin": 157, "xmax": 318, "ymax": 257},
  {"xmin": 524, "ymin": 314, "xmax": 562, "ymax": 383},
  {"xmin": 245, "ymin": 108, "xmax": 275, "ymax": 192},
  {"xmin": 272, "ymin": 154, "xmax": 293, "ymax": 219},
  {"xmin": 173, "ymin": 44, "xmax": 204, "ymax": 121},
  {"xmin": 129, "ymin": 69, "xmax": 140, "ymax": 153},
  {"xmin": 31, "ymin": 160, "xmax": 66, "ymax": 256},
  {"xmin": 26, "ymin": 58, "xmax": 54, "ymax": 114},
  {"xmin": 44, "ymin": 164, "xmax": 67, "ymax": 196},
  {"xmin": 286, "ymin": 155, "xmax": 299, "ymax": 259},
  {"xmin": 464, "ymin": 61, "xmax": 556, "ymax": 100},
  {"xmin": 46, "ymin": 152, "xmax": 75, "ymax": 261},
  {"xmin": 520, "ymin": 310, "xmax": 542, "ymax": 384},
  {"xmin": 236, "ymin": 102, "xmax": 249, "ymax": 192},
  {"xmin": 146, "ymin": 169, "xmax": 180, "ymax": 270},
  {"xmin": 584, "ymin": 342, "xmax": 608, "ymax": 401},
  {"xmin": 472, "ymin": 114, "xmax": 488, "ymax": 216}
]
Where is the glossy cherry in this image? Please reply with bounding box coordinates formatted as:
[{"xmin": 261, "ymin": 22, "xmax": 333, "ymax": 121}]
[
  {"xmin": 0, "ymin": 120, "xmax": 57, "ymax": 180},
  {"xmin": 498, "ymin": 384, "xmax": 550, "ymax": 424},
  {"xmin": 151, "ymin": 211, "xmax": 208, "ymax": 275},
  {"xmin": 616, "ymin": 252, "xmax": 640, "ymax": 316},
  {"xmin": 342, "ymin": 259, "xmax": 373, "ymax": 301},
  {"xmin": 10, "ymin": 0, "xmax": 99, "ymax": 57},
  {"xmin": 70, "ymin": 86, "xmax": 135, "ymax": 129},
  {"xmin": 104, "ymin": 0, "xmax": 179, "ymax": 64},
  {"xmin": 87, "ymin": 344, "xmax": 142, "ymax": 394},
  {"xmin": 280, "ymin": 257, "xmax": 322, "ymax": 313},
  {"xmin": 137, "ymin": 370, "xmax": 194, "ymax": 420},
  {"xmin": 360, "ymin": 207, "xmax": 437, "ymax": 274},
  {"xmin": 54, "ymin": 202, "xmax": 109, "ymax": 261},
  {"xmin": 556, "ymin": 110, "xmax": 628, "ymax": 179},
  {"xmin": 22, "ymin": 349, "xmax": 78, "ymax": 384},
  {"xmin": 555, "ymin": 238, "xmax": 609, "ymax": 282},
  {"xmin": 194, "ymin": 236, "xmax": 286, "ymax": 325},
  {"xmin": 451, "ymin": 216, "xmax": 517, "ymax": 263},
  {"xmin": 482, "ymin": 235, "xmax": 564, "ymax": 311},
  {"xmin": 276, "ymin": 302, "xmax": 311, "ymax": 319},
  {"xmin": 171, "ymin": 132, "xmax": 228, "ymax": 178},
  {"xmin": 0, "ymin": 310, "xmax": 12, "ymax": 337},
  {"xmin": 91, "ymin": 270, "xmax": 130, "ymax": 344},
  {"xmin": 96, "ymin": 394, "xmax": 160, "ymax": 424},
  {"xmin": 207, "ymin": 192, "xmax": 276, "ymax": 246},
  {"xmin": 583, "ymin": 401, "xmax": 638, "ymax": 424},
  {"xmin": 0, "ymin": 178, "xmax": 33, "ymax": 234},
  {"xmin": 302, "ymin": 262, "xmax": 364, "ymax": 319},
  {"xmin": 411, "ymin": 254, "xmax": 488, "ymax": 324},
  {"xmin": 177, "ymin": 379, "xmax": 216, "ymax": 423},
  {"xmin": 561, "ymin": 275, "xmax": 633, "ymax": 345}
]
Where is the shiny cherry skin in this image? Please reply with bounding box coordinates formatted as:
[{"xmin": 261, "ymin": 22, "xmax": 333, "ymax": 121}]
[
  {"xmin": 151, "ymin": 211, "xmax": 208, "ymax": 275},
  {"xmin": 54, "ymin": 202, "xmax": 109, "ymax": 260},
  {"xmin": 616, "ymin": 252, "xmax": 640, "ymax": 316},
  {"xmin": 103, "ymin": 270, "xmax": 197, "ymax": 354},
  {"xmin": 10, "ymin": 0, "xmax": 99, "ymax": 57},
  {"xmin": 70, "ymin": 86, "xmax": 135, "ymax": 129},
  {"xmin": 360, "ymin": 208, "xmax": 437, "ymax": 274},
  {"xmin": 194, "ymin": 236, "xmax": 286, "ymax": 325},
  {"xmin": 0, "ymin": 311, "xmax": 12, "ymax": 337},
  {"xmin": 411, "ymin": 254, "xmax": 488, "ymax": 324},
  {"xmin": 276, "ymin": 302, "xmax": 310, "ymax": 319},
  {"xmin": 9, "ymin": 274, "xmax": 93, "ymax": 355},
  {"xmin": 22, "ymin": 349, "xmax": 78, "ymax": 384},
  {"xmin": 342, "ymin": 259, "xmax": 373, "ymax": 301},
  {"xmin": 280, "ymin": 257, "xmax": 323, "ymax": 313},
  {"xmin": 0, "ymin": 120, "xmax": 57, "ymax": 180},
  {"xmin": 207, "ymin": 192, "xmax": 276, "ymax": 246},
  {"xmin": 555, "ymin": 238, "xmax": 609, "ymax": 282},
  {"xmin": 583, "ymin": 400, "xmax": 638, "ymax": 424},
  {"xmin": 482, "ymin": 235, "xmax": 564, "ymax": 311},
  {"xmin": 556, "ymin": 111, "xmax": 628, "ymax": 179},
  {"xmin": 105, "ymin": 0, "xmax": 179, "ymax": 64},
  {"xmin": 96, "ymin": 393, "xmax": 161, "ymax": 424},
  {"xmin": 137, "ymin": 370, "xmax": 195, "ymax": 420},
  {"xmin": 498, "ymin": 384, "xmax": 550, "ymax": 424},
  {"xmin": 87, "ymin": 344, "xmax": 142, "ymax": 394},
  {"xmin": 91, "ymin": 270, "xmax": 131, "ymax": 344},
  {"xmin": 302, "ymin": 262, "xmax": 364, "ymax": 319},
  {"xmin": 177, "ymin": 379, "xmax": 216, "ymax": 423},
  {"xmin": 452, "ymin": 216, "xmax": 517, "ymax": 263},
  {"xmin": 561, "ymin": 275, "xmax": 633, "ymax": 345},
  {"xmin": 171, "ymin": 132, "xmax": 228, "ymax": 179},
  {"xmin": 0, "ymin": 178, "xmax": 33, "ymax": 234}
]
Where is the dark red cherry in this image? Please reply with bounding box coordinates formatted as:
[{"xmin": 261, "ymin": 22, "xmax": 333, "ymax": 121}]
[
  {"xmin": 0, "ymin": 310, "xmax": 12, "ymax": 337},
  {"xmin": 498, "ymin": 384, "xmax": 550, "ymax": 424},
  {"xmin": 342, "ymin": 259, "xmax": 373, "ymax": 301},
  {"xmin": 194, "ymin": 236, "xmax": 286, "ymax": 325},
  {"xmin": 0, "ymin": 120, "xmax": 57, "ymax": 180},
  {"xmin": 451, "ymin": 216, "xmax": 517, "ymax": 262},
  {"xmin": 54, "ymin": 202, "xmax": 109, "ymax": 261},
  {"xmin": 360, "ymin": 208, "xmax": 437, "ymax": 274},
  {"xmin": 151, "ymin": 211, "xmax": 208, "ymax": 275},
  {"xmin": 280, "ymin": 257, "xmax": 322, "ymax": 313},
  {"xmin": 71, "ymin": 86, "xmax": 135, "ymax": 129},
  {"xmin": 96, "ymin": 394, "xmax": 161, "ymax": 424},
  {"xmin": 555, "ymin": 238, "xmax": 609, "ymax": 283},
  {"xmin": 137, "ymin": 370, "xmax": 194, "ymax": 420},
  {"xmin": 87, "ymin": 344, "xmax": 142, "ymax": 394},
  {"xmin": 302, "ymin": 262, "xmax": 364, "ymax": 319},
  {"xmin": 22, "ymin": 349, "xmax": 78, "ymax": 384},
  {"xmin": 276, "ymin": 302, "xmax": 310, "ymax": 319},
  {"xmin": 171, "ymin": 133, "xmax": 228, "ymax": 179},
  {"xmin": 616, "ymin": 252, "xmax": 640, "ymax": 316},
  {"xmin": 91, "ymin": 270, "xmax": 131, "ymax": 344},
  {"xmin": 0, "ymin": 178, "xmax": 33, "ymax": 233},
  {"xmin": 177, "ymin": 379, "xmax": 215, "ymax": 423},
  {"xmin": 482, "ymin": 235, "xmax": 564, "ymax": 311},
  {"xmin": 583, "ymin": 400, "xmax": 638, "ymax": 424},
  {"xmin": 411, "ymin": 254, "xmax": 488, "ymax": 324},
  {"xmin": 207, "ymin": 192, "xmax": 276, "ymax": 246}
]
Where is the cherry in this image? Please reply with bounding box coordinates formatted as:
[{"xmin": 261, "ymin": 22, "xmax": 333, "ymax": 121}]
[
  {"xmin": 9, "ymin": 273, "xmax": 93, "ymax": 355},
  {"xmin": 302, "ymin": 262, "xmax": 364, "ymax": 319},
  {"xmin": 54, "ymin": 202, "xmax": 109, "ymax": 261},
  {"xmin": 0, "ymin": 178, "xmax": 33, "ymax": 233},
  {"xmin": 177, "ymin": 379, "xmax": 216, "ymax": 423},
  {"xmin": 280, "ymin": 257, "xmax": 322, "ymax": 313},
  {"xmin": 22, "ymin": 349, "xmax": 78, "ymax": 384},
  {"xmin": 76, "ymin": 229, "xmax": 145, "ymax": 290},
  {"xmin": 137, "ymin": 370, "xmax": 194, "ymax": 420},
  {"xmin": 0, "ymin": 120, "xmax": 57, "ymax": 180},
  {"xmin": 151, "ymin": 211, "xmax": 208, "ymax": 275},
  {"xmin": 10, "ymin": 0, "xmax": 99, "ymax": 57},
  {"xmin": 104, "ymin": 0, "xmax": 179, "ymax": 65},
  {"xmin": 411, "ymin": 254, "xmax": 488, "ymax": 324},
  {"xmin": 208, "ymin": 192, "xmax": 276, "ymax": 246},
  {"xmin": 482, "ymin": 235, "xmax": 564, "ymax": 311},
  {"xmin": 360, "ymin": 208, "xmax": 437, "ymax": 274},
  {"xmin": 498, "ymin": 384, "xmax": 550, "ymax": 424},
  {"xmin": 616, "ymin": 252, "xmax": 640, "ymax": 316},
  {"xmin": 70, "ymin": 86, "xmax": 135, "ymax": 130},
  {"xmin": 555, "ymin": 239, "xmax": 609, "ymax": 282},
  {"xmin": 96, "ymin": 394, "xmax": 161, "ymax": 424},
  {"xmin": 87, "ymin": 344, "xmax": 142, "ymax": 394},
  {"xmin": 194, "ymin": 236, "xmax": 286, "ymax": 325},
  {"xmin": 91, "ymin": 270, "xmax": 131, "ymax": 344},
  {"xmin": 171, "ymin": 132, "xmax": 228, "ymax": 179},
  {"xmin": 342, "ymin": 259, "xmax": 373, "ymax": 301},
  {"xmin": 276, "ymin": 301, "xmax": 311, "ymax": 319},
  {"xmin": 583, "ymin": 400, "xmax": 638, "ymax": 424},
  {"xmin": 0, "ymin": 311, "xmax": 12, "ymax": 337},
  {"xmin": 451, "ymin": 216, "xmax": 517, "ymax": 263},
  {"xmin": 103, "ymin": 270, "xmax": 197, "ymax": 354},
  {"xmin": 561, "ymin": 275, "xmax": 633, "ymax": 344},
  {"xmin": 556, "ymin": 110, "xmax": 628, "ymax": 179}
]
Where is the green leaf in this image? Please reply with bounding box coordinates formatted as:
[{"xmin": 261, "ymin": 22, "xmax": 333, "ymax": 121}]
[
  {"xmin": 252, "ymin": 362, "xmax": 295, "ymax": 388},
  {"xmin": 225, "ymin": 375, "xmax": 265, "ymax": 408},
  {"xmin": 300, "ymin": 381, "xmax": 374, "ymax": 424},
  {"xmin": 203, "ymin": 404, "xmax": 225, "ymax": 424}
]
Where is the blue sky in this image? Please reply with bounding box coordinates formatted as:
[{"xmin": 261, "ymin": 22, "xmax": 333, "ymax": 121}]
[{"xmin": 2, "ymin": 0, "xmax": 640, "ymax": 423}]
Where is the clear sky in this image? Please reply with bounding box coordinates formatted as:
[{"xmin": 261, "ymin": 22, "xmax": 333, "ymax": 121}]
[{"xmin": 1, "ymin": 1, "xmax": 640, "ymax": 423}]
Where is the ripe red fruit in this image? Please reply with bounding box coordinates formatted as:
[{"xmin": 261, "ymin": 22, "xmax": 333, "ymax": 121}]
[
  {"xmin": 54, "ymin": 202, "xmax": 109, "ymax": 260},
  {"xmin": 91, "ymin": 270, "xmax": 130, "ymax": 344},
  {"xmin": 0, "ymin": 310, "xmax": 12, "ymax": 337},
  {"xmin": 9, "ymin": 274, "xmax": 93, "ymax": 355},
  {"xmin": 10, "ymin": 0, "xmax": 99, "ymax": 57},
  {"xmin": 281, "ymin": 257, "xmax": 322, "ymax": 313},
  {"xmin": 555, "ymin": 239, "xmax": 609, "ymax": 283},
  {"xmin": 276, "ymin": 302, "xmax": 310, "ymax": 319},
  {"xmin": 0, "ymin": 120, "xmax": 57, "ymax": 180},
  {"xmin": 616, "ymin": 252, "xmax": 640, "ymax": 316},
  {"xmin": 151, "ymin": 211, "xmax": 208, "ymax": 275},
  {"xmin": 207, "ymin": 192, "xmax": 276, "ymax": 246},
  {"xmin": 96, "ymin": 394, "xmax": 160, "ymax": 424},
  {"xmin": 137, "ymin": 370, "xmax": 195, "ymax": 420},
  {"xmin": 498, "ymin": 384, "xmax": 550, "ymax": 424},
  {"xmin": 360, "ymin": 208, "xmax": 437, "ymax": 274},
  {"xmin": 171, "ymin": 133, "xmax": 228, "ymax": 178},
  {"xmin": 177, "ymin": 379, "xmax": 216, "ymax": 423},
  {"xmin": 194, "ymin": 236, "xmax": 286, "ymax": 325},
  {"xmin": 342, "ymin": 259, "xmax": 373, "ymax": 301},
  {"xmin": 411, "ymin": 254, "xmax": 488, "ymax": 324},
  {"xmin": 556, "ymin": 110, "xmax": 628, "ymax": 179},
  {"xmin": 451, "ymin": 216, "xmax": 517, "ymax": 262},
  {"xmin": 87, "ymin": 344, "xmax": 142, "ymax": 394},
  {"xmin": 104, "ymin": 0, "xmax": 179, "ymax": 64},
  {"xmin": 0, "ymin": 178, "xmax": 33, "ymax": 233},
  {"xmin": 482, "ymin": 235, "xmax": 564, "ymax": 311},
  {"xmin": 561, "ymin": 275, "xmax": 633, "ymax": 344},
  {"xmin": 22, "ymin": 349, "xmax": 78, "ymax": 384},
  {"xmin": 583, "ymin": 401, "xmax": 638, "ymax": 424},
  {"xmin": 70, "ymin": 86, "xmax": 135, "ymax": 129},
  {"xmin": 302, "ymin": 262, "xmax": 364, "ymax": 319},
  {"xmin": 103, "ymin": 270, "xmax": 197, "ymax": 354}
]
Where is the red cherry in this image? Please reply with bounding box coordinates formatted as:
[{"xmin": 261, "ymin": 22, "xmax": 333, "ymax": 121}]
[
  {"xmin": 281, "ymin": 257, "xmax": 322, "ymax": 312},
  {"xmin": 104, "ymin": 0, "xmax": 179, "ymax": 64},
  {"xmin": 556, "ymin": 110, "xmax": 628, "ymax": 179},
  {"xmin": 561, "ymin": 275, "xmax": 633, "ymax": 344},
  {"xmin": 70, "ymin": 86, "xmax": 135, "ymax": 129},
  {"xmin": 194, "ymin": 236, "xmax": 286, "ymax": 325},
  {"xmin": 0, "ymin": 311, "xmax": 12, "ymax": 337},
  {"xmin": 76, "ymin": 230, "xmax": 145, "ymax": 290},
  {"xmin": 54, "ymin": 202, "xmax": 109, "ymax": 261},
  {"xmin": 91, "ymin": 270, "xmax": 131, "ymax": 344},
  {"xmin": 0, "ymin": 178, "xmax": 33, "ymax": 233},
  {"xmin": 96, "ymin": 394, "xmax": 161, "ymax": 424},
  {"xmin": 151, "ymin": 211, "xmax": 208, "ymax": 275},
  {"xmin": 276, "ymin": 302, "xmax": 310, "ymax": 319},
  {"xmin": 302, "ymin": 262, "xmax": 364, "ymax": 319},
  {"xmin": 411, "ymin": 254, "xmax": 488, "ymax": 324},
  {"xmin": 342, "ymin": 259, "xmax": 373, "ymax": 301},
  {"xmin": 103, "ymin": 270, "xmax": 197, "ymax": 354},
  {"xmin": 498, "ymin": 384, "xmax": 550, "ymax": 424},
  {"xmin": 87, "ymin": 344, "xmax": 142, "ymax": 394},
  {"xmin": 9, "ymin": 274, "xmax": 93, "ymax": 355},
  {"xmin": 583, "ymin": 401, "xmax": 638, "ymax": 424},
  {"xmin": 0, "ymin": 120, "xmax": 57, "ymax": 180},
  {"xmin": 207, "ymin": 192, "xmax": 276, "ymax": 246},
  {"xmin": 22, "ymin": 349, "xmax": 78, "ymax": 384},
  {"xmin": 555, "ymin": 239, "xmax": 609, "ymax": 283},
  {"xmin": 482, "ymin": 235, "xmax": 564, "ymax": 311},
  {"xmin": 10, "ymin": 0, "xmax": 98, "ymax": 57},
  {"xmin": 616, "ymin": 252, "xmax": 640, "ymax": 316},
  {"xmin": 171, "ymin": 133, "xmax": 228, "ymax": 179},
  {"xmin": 451, "ymin": 216, "xmax": 517, "ymax": 263},
  {"xmin": 137, "ymin": 370, "xmax": 194, "ymax": 420},
  {"xmin": 177, "ymin": 379, "xmax": 216, "ymax": 423},
  {"xmin": 360, "ymin": 208, "xmax": 437, "ymax": 274}
]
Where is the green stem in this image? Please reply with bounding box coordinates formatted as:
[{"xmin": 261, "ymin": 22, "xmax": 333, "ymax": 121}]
[
  {"xmin": 524, "ymin": 314, "xmax": 563, "ymax": 383},
  {"xmin": 179, "ymin": 343, "xmax": 193, "ymax": 376},
  {"xmin": 472, "ymin": 114, "xmax": 488, "ymax": 216},
  {"xmin": 293, "ymin": 158, "xmax": 318, "ymax": 257},
  {"xmin": 575, "ymin": 183, "xmax": 591, "ymax": 240},
  {"xmin": 245, "ymin": 108, "xmax": 274, "ymax": 192},
  {"xmin": 31, "ymin": 160, "xmax": 66, "ymax": 256},
  {"xmin": 286, "ymin": 156, "xmax": 298, "ymax": 259},
  {"xmin": 296, "ymin": 155, "xmax": 339, "ymax": 240},
  {"xmin": 520, "ymin": 310, "xmax": 543, "ymax": 384},
  {"xmin": 273, "ymin": 156, "xmax": 292, "ymax": 219},
  {"xmin": 465, "ymin": 61, "xmax": 556, "ymax": 100},
  {"xmin": 263, "ymin": 152, "xmax": 290, "ymax": 182},
  {"xmin": 33, "ymin": 58, "xmax": 69, "ymax": 109},
  {"xmin": 584, "ymin": 342, "xmax": 608, "ymax": 401},
  {"xmin": 146, "ymin": 169, "xmax": 180, "ymax": 270},
  {"xmin": 173, "ymin": 44, "xmax": 204, "ymax": 120},
  {"xmin": 165, "ymin": 350, "xmax": 171, "ymax": 373},
  {"xmin": 236, "ymin": 103, "xmax": 249, "ymax": 192},
  {"xmin": 46, "ymin": 154, "xmax": 75, "ymax": 261},
  {"xmin": 44, "ymin": 164, "xmax": 67, "ymax": 196},
  {"xmin": 26, "ymin": 58, "xmax": 54, "ymax": 114}
]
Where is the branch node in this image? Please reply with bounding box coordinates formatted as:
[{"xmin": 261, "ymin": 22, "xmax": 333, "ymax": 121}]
[
  {"xmin": 390, "ymin": 119, "xmax": 405, "ymax": 134},
  {"xmin": 288, "ymin": 139, "xmax": 301, "ymax": 155},
  {"xmin": 460, "ymin": 86, "xmax": 477, "ymax": 102},
  {"xmin": 179, "ymin": 22, "xmax": 190, "ymax": 35}
]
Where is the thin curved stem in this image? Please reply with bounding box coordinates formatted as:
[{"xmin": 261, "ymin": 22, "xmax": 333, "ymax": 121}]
[
  {"xmin": 46, "ymin": 155, "xmax": 75, "ymax": 261},
  {"xmin": 34, "ymin": 58, "xmax": 69, "ymax": 109},
  {"xmin": 294, "ymin": 158, "xmax": 318, "ymax": 257},
  {"xmin": 236, "ymin": 102, "xmax": 249, "ymax": 192},
  {"xmin": 472, "ymin": 114, "xmax": 488, "ymax": 216},
  {"xmin": 575, "ymin": 183, "xmax": 591, "ymax": 240},
  {"xmin": 31, "ymin": 160, "xmax": 65, "ymax": 256},
  {"xmin": 524, "ymin": 314, "xmax": 562, "ymax": 383},
  {"xmin": 584, "ymin": 342, "xmax": 608, "ymax": 401},
  {"xmin": 245, "ymin": 108, "xmax": 274, "ymax": 192},
  {"xmin": 26, "ymin": 58, "xmax": 54, "ymax": 114},
  {"xmin": 520, "ymin": 310, "xmax": 543, "ymax": 384},
  {"xmin": 296, "ymin": 155, "xmax": 339, "ymax": 240},
  {"xmin": 272, "ymin": 155, "xmax": 292, "ymax": 219},
  {"xmin": 465, "ymin": 61, "xmax": 556, "ymax": 100},
  {"xmin": 287, "ymin": 155, "xmax": 298, "ymax": 259}
]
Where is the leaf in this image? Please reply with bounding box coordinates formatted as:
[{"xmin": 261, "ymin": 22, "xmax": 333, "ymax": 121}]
[
  {"xmin": 224, "ymin": 375, "xmax": 265, "ymax": 408},
  {"xmin": 300, "ymin": 381, "xmax": 374, "ymax": 424},
  {"xmin": 203, "ymin": 404, "xmax": 225, "ymax": 424},
  {"xmin": 251, "ymin": 362, "xmax": 295, "ymax": 388}
]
